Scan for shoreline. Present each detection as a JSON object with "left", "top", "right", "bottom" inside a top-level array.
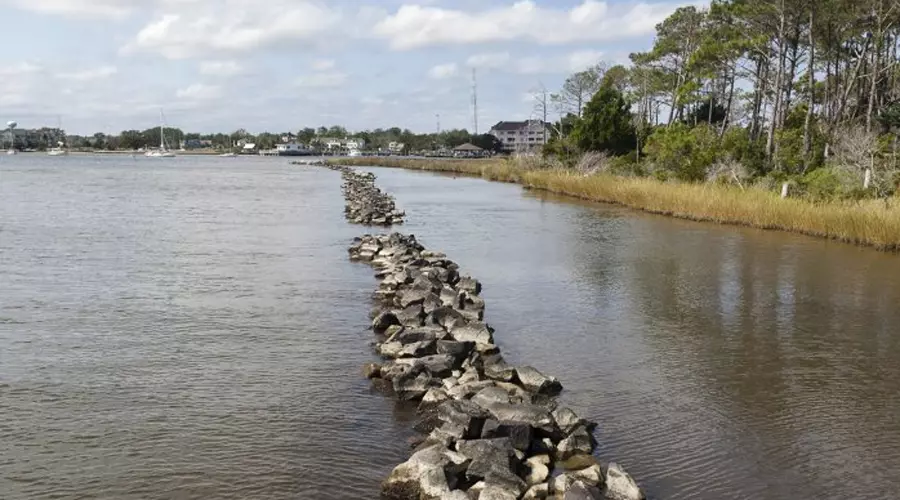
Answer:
[{"left": 327, "top": 157, "right": 900, "bottom": 253}]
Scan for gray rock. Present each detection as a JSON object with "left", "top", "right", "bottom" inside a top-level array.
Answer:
[
  {"left": 515, "top": 366, "right": 563, "bottom": 395},
  {"left": 393, "top": 370, "right": 433, "bottom": 401},
  {"left": 420, "top": 388, "right": 450, "bottom": 409},
  {"left": 381, "top": 444, "right": 453, "bottom": 499},
  {"left": 480, "top": 419, "right": 533, "bottom": 452},
  {"left": 455, "top": 438, "right": 516, "bottom": 483},
  {"left": 471, "top": 386, "right": 512, "bottom": 407},
  {"left": 396, "top": 303, "right": 425, "bottom": 327},
  {"left": 440, "top": 492, "right": 470, "bottom": 500},
  {"left": 414, "top": 354, "right": 456, "bottom": 378},
  {"left": 373, "top": 311, "right": 400, "bottom": 334},
  {"left": 524, "top": 455, "right": 550, "bottom": 486},
  {"left": 483, "top": 361, "right": 517, "bottom": 383},
  {"left": 436, "top": 340, "right": 475, "bottom": 360},
  {"left": 564, "top": 481, "right": 602, "bottom": 500},
  {"left": 362, "top": 363, "right": 381, "bottom": 379},
  {"left": 398, "top": 340, "right": 437, "bottom": 358},
  {"left": 449, "top": 322, "right": 494, "bottom": 345},
  {"left": 457, "top": 276, "right": 482, "bottom": 295},
  {"left": 604, "top": 463, "right": 644, "bottom": 500},
  {"left": 479, "top": 402, "right": 556, "bottom": 435},
  {"left": 440, "top": 286, "right": 463, "bottom": 308},
  {"left": 571, "top": 464, "right": 602, "bottom": 487},
  {"left": 446, "top": 380, "right": 495, "bottom": 401},
  {"left": 552, "top": 407, "right": 587, "bottom": 435},
  {"left": 522, "top": 482, "right": 549, "bottom": 500},
  {"left": 557, "top": 426, "right": 595, "bottom": 460},
  {"left": 378, "top": 341, "right": 404, "bottom": 359},
  {"left": 428, "top": 306, "right": 467, "bottom": 331}
]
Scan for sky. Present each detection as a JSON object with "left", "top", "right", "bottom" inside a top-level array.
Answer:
[{"left": 0, "top": 0, "right": 698, "bottom": 135}]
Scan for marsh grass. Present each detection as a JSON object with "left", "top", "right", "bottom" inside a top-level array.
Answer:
[{"left": 329, "top": 157, "right": 900, "bottom": 251}]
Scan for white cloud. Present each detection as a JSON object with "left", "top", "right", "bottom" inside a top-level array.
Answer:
[
  {"left": 176, "top": 83, "right": 223, "bottom": 100},
  {"left": 122, "top": 1, "right": 345, "bottom": 59},
  {"left": 374, "top": 0, "right": 679, "bottom": 50},
  {"left": 0, "top": 61, "right": 42, "bottom": 77},
  {"left": 56, "top": 66, "right": 118, "bottom": 82},
  {"left": 567, "top": 50, "right": 605, "bottom": 72},
  {"left": 3, "top": 0, "right": 137, "bottom": 18},
  {"left": 428, "top": 63, "right": 458, "bottom": 80},
  {"left": 199, "top": 60, "right": 243, "bottom": 77},
  {"left": 466, "top": 52, "right": 511, "bottom": 69},
  {"left": 311, "top": 59, "right": 336, "bottom": 71},
  {"left": 295, "top": 72, "right": 348, "bottom": 88}
]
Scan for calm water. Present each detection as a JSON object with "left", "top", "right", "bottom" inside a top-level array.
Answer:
[{"left": 2, "top": 155, "right": 899, "bottom": 500}]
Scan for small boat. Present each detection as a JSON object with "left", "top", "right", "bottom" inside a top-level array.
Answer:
[
  {"left": 6, "top": 149, "right": 16, "bottom": 155},
  {"left": 219, "top": 152, "right": 237, "bottom": 157},
  {"left": 146, "top": 109, "right": 176, "bottom": 158},
  {"left": 47, "top": 117, "right": 68, "bottom": 156}
]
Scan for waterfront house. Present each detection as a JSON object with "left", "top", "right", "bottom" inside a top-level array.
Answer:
[
  {"left": 388, "top": 141, "right": 405, "bottom": 154},
  {"left": 488, "top": 120, "right": 551, "bottom": 153},
  {"left": 276, "top": 142, "right": 312, "bottom": 156}
]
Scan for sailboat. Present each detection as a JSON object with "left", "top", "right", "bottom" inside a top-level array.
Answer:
[
  {"left": 6, "top": 120, "right": 17, "bottom": 155},
  {"left": 47, "top": 117, "right": 68, "bottom": 156},
  {"left": 145, "top": 109, "right": 176, "bottom": 158}
]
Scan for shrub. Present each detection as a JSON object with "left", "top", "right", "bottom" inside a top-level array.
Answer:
[{"left": 643, "top": 123, "right": 718, "bottom": 181}]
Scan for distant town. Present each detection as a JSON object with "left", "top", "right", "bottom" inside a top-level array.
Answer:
[{"left": 2, "top": 120, "right": 554, "bottom": 158}]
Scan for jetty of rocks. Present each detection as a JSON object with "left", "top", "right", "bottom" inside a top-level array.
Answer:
[
  {"left": 350, "top": 232, "right": 645, "bottom": 500},
  {"left": 334, "top": 166, "right": 405, "bottom": 226}
]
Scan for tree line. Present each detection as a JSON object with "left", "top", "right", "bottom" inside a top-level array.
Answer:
[{"left": 543, "top": 0, "right": 900, "bottom": 201}]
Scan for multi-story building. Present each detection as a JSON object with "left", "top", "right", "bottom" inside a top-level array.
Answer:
[{"left": 488, "top": 120, "right": 551, "bottom": 153}]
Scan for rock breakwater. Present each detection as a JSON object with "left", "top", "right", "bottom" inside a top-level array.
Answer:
[
  {"left": 349, "top": 232, "right": 645, "bottom": 500},
  {"left": 328, "top": 165, "right": 405, "bottom": 226}
]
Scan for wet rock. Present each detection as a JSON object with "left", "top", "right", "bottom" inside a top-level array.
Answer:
[
  {"left": 393, "top": 370, "right": 434, "bottom": 401},
  {"left": 552, "top": 407, "right": 589, "bottom": 435},
  {"left": 455, "top": 438, "right": 517, "bottom": 483},
  {"left": 483, "top": 361, "right": 517, "bottom": 383},
  {"left": 373, "top": 311, "right": 400, "bottom": 334},
  {"left": 381, "top": 444, "right": 454, "bottom": 499},
  {"left": 440, "top": 491, "right": 470, "bottom": 500},
  {"left": 428, "top": 306, "right": 467, "bottom": 331},
  {"left": 604, "top": 463, "right": 644, "bottom": 500},
  {"left": 420, "top": 388, "right": 451, "bottom": 409},
  {"left": 570, "top": 463, "right": 603, "bottom": 487},
  {"left": 515, "top": 366, "right": 563, "bottom": 395},
  {"left": 396, "top": 303, "right": 425, "bottom": 327},
  {"left": 436, "top": 340, "right": 475, "bottom": 360},
  {"left": 450, "top": 322, "right": 494, "bottom": 345},
  {"left": 557, "top": 426, "right": 595, "bottom": 460},
  {"left": 457, "top": 276, "right": 482, "bottom": 295},
  {"left": 563, "top": 481, "right": 602, "bottom": 500},
  {"left": 398, "top": 340, "right": 437, "bottom": 358},
  {"left": 362, "top": 363, "right": 382, "bottom": 379},
  {"left": 523, "top": 482, "right": 549, "bottom": 500},
  {"left": 414, "top": 354, "right": 456, "bottom": 378},
  {"left": 559, "top": 453, "right": 600, "bottom": 471}
]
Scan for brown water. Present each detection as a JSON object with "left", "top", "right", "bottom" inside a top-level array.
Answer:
[{"left": 2, "top": 156, "right": 899, "bottom": 500}]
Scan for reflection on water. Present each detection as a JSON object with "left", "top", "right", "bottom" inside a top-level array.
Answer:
[{"left": 1, "top": 156, "right": 898, "bottom": 500}]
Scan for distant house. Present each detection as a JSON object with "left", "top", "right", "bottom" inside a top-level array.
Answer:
[
  {"left": 276, "top": 142, "right": 312, "bottom": 156},
  {"left": 344, "top": 138, "right": 366, "bottom": 151},
  {"left": 453, "top": 143, "right": 486, "bottom": 158},
  {"left": 489, "top": 120, "right": 551, "bottom": 153},
  {"left": 388, "top": 141, "right": 405, "bottom": 154},
  {"left": 241, "top": 143, "right": 257, "bottom": 154},
  {"left": 184, "top": 139, "right": 213, "bottom": 149}
]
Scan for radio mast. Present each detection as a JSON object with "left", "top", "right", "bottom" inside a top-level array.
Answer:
[{"left": 471, "top": 68, "right": 479, "bottom": 135}]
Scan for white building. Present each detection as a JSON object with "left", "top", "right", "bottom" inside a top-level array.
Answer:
[
  {"left": 344, "top": 138, "right": 366, "bottom": 151},
  {"left": 488, "top": 120, "right": 551, "bottom": 153},
  {"left": 276, "top": 142, "right": 312, "bottom": 156},
  {"left": 388, "top": 141, "right": 405, "bottom": 154}
]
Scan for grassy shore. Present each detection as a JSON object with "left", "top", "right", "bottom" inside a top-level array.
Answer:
[{"left": 328, "top": 157, "right": 900, "bottom": 252}]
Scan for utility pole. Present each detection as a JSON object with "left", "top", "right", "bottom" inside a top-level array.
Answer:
[{"left": 472, "top": 68, "right": 479, "bottom": 135}]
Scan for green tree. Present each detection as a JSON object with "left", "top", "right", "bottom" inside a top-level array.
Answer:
[{"left": 571, "top": 85, "right": 637, "bottom": 155}]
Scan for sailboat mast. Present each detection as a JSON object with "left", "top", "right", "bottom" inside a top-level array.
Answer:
[{"left": 159, "top": 110, "right": 165, "bottom": 150}]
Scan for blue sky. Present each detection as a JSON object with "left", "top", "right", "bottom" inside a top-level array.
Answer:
[{"left": 1, "top": 0, "right": 696, "bottom": 135}]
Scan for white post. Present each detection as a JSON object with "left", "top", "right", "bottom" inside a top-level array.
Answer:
[
  {"left": 864, "top": 168, "right": 872, "bottom": 189},
  {"left": 781, "top": 182, "right": 790, "bottom": 198}
]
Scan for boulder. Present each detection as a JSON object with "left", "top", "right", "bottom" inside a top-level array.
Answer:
[
  {"left": 551, "top": 408, "right": 589, "bottom": 435},
  {"left": 362, "top": 363, "right": 381, "bottom": 379},
  {"left": 415, "top": 354, "right": 457, "bottom": 378},
  {"left": 524, "top": 455, "right": 550, "bottom": 486},
  {"left": 479, "top": 419, "right": 532, "bottom": 451},
  {"left": 563, "top": 481, "right": 602, "bottom": 500},
  {"left": 420, "top": 388, "right": 451, "bottom": 409},
  {"left": 515, "top": 366, "right": 563, "bottom": 395},
  {"left": 570, "top": 464, "right": 603, "bottom": 487},
  {"left": 446, "top": 380, "right": 495, "bottom": 401},
  {"left": 559, "top": 453, "right": 600, "bottom": 471},
  {"left": 479, "top": 402, "right": 556, "bottom": 436},
  {"left": 449, "top": 322, "right": 494, "bottom": 345},
  {"left": 393, "top": 370, "right": 434, "bottom": 401},
  {"left": 455, "top": 438, "right": 517, "bottom": 483},
  {"left": 396, "top": 303, "right": 425, "bottom": 327},
  {"left": 428, "top": 306, "right": 467, "bottom": 331},
  {"left": 398, "top": 340, "right": 437, "bottom": 358},
  {"left": 440, "top": 492, "right": 470, "bottom": 500},
  {"left": 378, "top": 341, "right": 404, "bottom": 359},
  {"left": 440, "top": 286, "right": 463, "bottom": 308},
  {"left": 381, "top": 444, "right": 455, "bottom": 499},
  {"left": 373, "top": 311, "right": 400, "bottom": 334},
  {"left": 457, "top": 276, "right": 482, "bottom": 295},
  {"left": 436, "top": 340, "right": 475, "bottom": 360},
  {"left": 483, "top": 362, "right": 517, "bottom": 383},
  {"left": 604, "top": 463, "right": 644, "bottom": 500},
  {"left": 556, "top": 426, "right": 595, "bottom": 460},
  {"left": 471, "top": 386, "right": 512, "bottom": 407},
  {"left": 522, "top": 483, "right": 549, "bottom": 500}
]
